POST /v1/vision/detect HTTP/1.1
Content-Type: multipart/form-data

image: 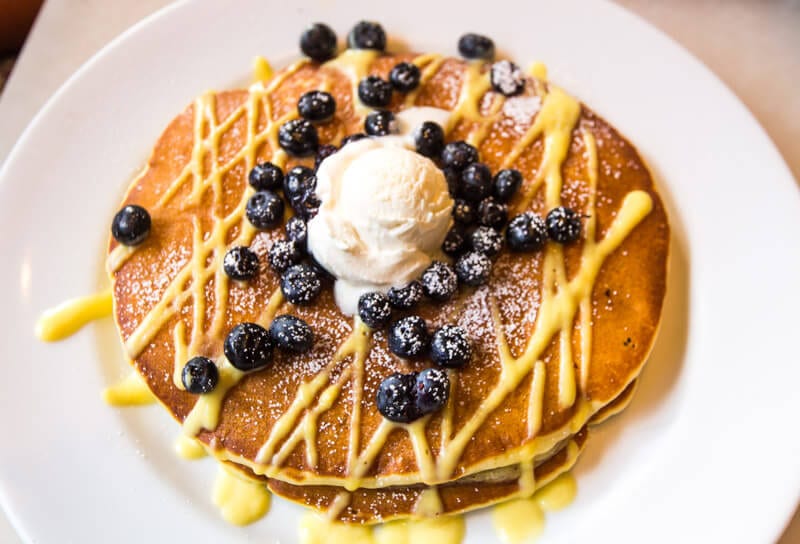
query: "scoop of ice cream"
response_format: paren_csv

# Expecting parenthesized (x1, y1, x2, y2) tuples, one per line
(307, 136, 454, 315)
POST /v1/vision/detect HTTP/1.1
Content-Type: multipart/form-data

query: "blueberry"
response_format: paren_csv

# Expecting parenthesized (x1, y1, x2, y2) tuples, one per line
(430, 325, 471, 368)
(442, 227, 468, 258)
(341, 132, 368, 146)
(298, 90, 337, 122)
(452, 199, 477, 225)
(348, 21, 387, 51)
(506, 212, 547, 252)
(493, 169, 522, 203)
(389, 62, 421, 92)
(358, 76, 393, 108)
(388, 315, 430, 358)
(441, 141, 478, 171)
(291, 190, 321, 220)
(443, 166, 461, 197)
(415, 367, 450, 414)
(280, 263, 323, 305)
(470, 226, 504, 257)
(181, 356, 219, 394)
(376, 373, 420, 423)
(387, 281, 424, 310)
(457, 33, 495, 60)
(364, 110, 397, 136)
(358, 292, 392, 329)
(249, 162, 284, 191)
(268, 239, 303, 272)
(307, 254, 334, 283)
(455, 251, 492, 286)
(490, 60, 525, 97)
(246, 190, 284, 229)
(284, 216, 308, 248)
(413, 121, 445, 158)
(111, 204, 151, 246)
(223, 246, 260, 280)
(546, 206, 582, 243)
(477, 196, 508, 229)
(420, 261, 458, 301)
(278, 119, 319, 156)
(270, 314, 314, 354)
(315, 144, 338, 169)
(300, 23, 338, 62)
(283, 166, 316, 204)
(460, 163, 492, 201)
(224, 322, 273, 371)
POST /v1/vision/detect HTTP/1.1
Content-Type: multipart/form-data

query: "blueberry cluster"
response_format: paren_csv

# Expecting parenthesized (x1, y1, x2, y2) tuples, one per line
(356, 275, 472, 424)
(278, 83, 341, 158)
(436, 140, 583, 285)
(245, 163, 333, 307)
(180, 314, 313, 394)
(247, 159, 321, 224)
(376, 368, 450, 423)
(375, 323, 471, 423)
(356, 259, 463, 336)
(219, 157, 329, 296)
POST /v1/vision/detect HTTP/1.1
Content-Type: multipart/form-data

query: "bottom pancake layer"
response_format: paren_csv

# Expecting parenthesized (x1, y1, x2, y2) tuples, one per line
(215, 378, 636, 523)
(267, 428, 587, 523)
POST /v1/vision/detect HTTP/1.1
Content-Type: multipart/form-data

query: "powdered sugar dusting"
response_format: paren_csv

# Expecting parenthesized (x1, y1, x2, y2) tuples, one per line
(503, 96, 542, 129)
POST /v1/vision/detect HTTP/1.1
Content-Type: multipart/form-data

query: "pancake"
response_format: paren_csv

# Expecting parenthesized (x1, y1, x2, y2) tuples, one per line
(108, 48, 669, 502)
(267, 427, 587, 523)
(254, 377, 632, 523)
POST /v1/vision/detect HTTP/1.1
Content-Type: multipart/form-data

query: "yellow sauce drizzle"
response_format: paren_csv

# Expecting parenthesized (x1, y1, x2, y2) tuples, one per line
(300, 513, 374, 544)
(253, 56, 274, 82)
(404, 54, 446, 107)
(493, 498, 545, 544)
(528, 62, 548, 81)
(32, 46, 657, 532)
(300, 513, 465, 544)
(324, 49, 380, 117)
(35, 290, 112, 342)
(160, 51, 654, 494)
(212, 466, 271, 526)
(493, 471, 577, 543)
(122, 62, 304, 360)
(326, 491, 352, 520)
(414, 487, 444, 517)
(534, 472, 576, 512)
(107, 245, 136, 273)
(102, 370, 156, 406)
(517, 459, 536, 497)
(578, 130, 599, 390)
(174, 435, 207, 460)
(182, 360, 244, 436)
(393, 517, 465, 544)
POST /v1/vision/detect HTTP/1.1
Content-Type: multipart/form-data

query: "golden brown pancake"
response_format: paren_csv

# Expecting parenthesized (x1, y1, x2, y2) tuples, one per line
(257, 378, 631, 522)
(267, 427, 587, 523)
(108, 49, 669, 506)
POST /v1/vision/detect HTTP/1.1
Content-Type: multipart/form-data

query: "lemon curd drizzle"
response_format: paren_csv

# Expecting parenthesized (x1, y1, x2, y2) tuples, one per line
(35, 290, 113, 342)
(176, 52, 651, 495)
(492, 472, 577, 544)
(36, 44, 655, 538)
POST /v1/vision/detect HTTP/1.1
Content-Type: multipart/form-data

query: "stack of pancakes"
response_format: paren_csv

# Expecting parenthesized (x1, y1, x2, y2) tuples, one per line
(109, 49, 669, 523)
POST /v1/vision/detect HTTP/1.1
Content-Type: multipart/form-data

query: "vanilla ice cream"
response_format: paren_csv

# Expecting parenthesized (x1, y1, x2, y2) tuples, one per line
(307, 133, 454, 315)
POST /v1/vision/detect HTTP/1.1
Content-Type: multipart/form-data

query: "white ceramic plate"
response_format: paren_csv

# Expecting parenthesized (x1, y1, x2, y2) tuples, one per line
(1, 0, 798, 542)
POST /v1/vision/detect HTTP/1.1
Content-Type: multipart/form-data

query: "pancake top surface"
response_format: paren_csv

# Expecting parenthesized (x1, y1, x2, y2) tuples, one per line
(109, 50, 669, 488)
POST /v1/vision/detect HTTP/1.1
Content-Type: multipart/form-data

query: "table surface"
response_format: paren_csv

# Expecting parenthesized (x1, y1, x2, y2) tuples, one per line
(0, 0, 798, 542)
